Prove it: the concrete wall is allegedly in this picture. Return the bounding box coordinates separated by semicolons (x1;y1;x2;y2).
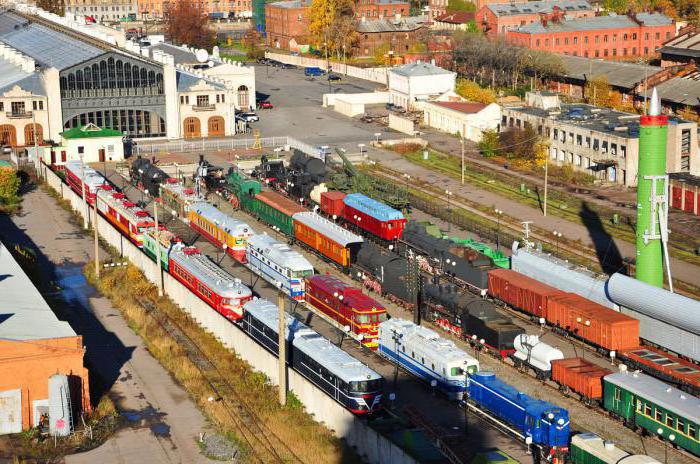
388;113;415;135
323;92;390;107
334;99;365;118
265;52;389;84
40;165;418;464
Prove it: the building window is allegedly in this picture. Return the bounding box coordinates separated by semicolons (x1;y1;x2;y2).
197;95;209;107
575;154;582;166
0;102;3;111
613;48;617;56
623;33;628;41
536;39;540;46
595;35;599;44
595;50;599;57
604;35;608;43
632;33;637;40
11;101;25;115
564;37;569;45
585;136;591;148
584;36;588;44
555;38;560;46
645;32;649;40
576;134;582;146
78;146;85;154
621;145;626;158
573;37;577;44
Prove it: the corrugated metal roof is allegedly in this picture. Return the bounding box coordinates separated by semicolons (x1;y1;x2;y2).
487;0;592;17
0;242;77;341
356;15;427;33
557;54;660;90
515;13;672;34
607;273;700;334
343;193;404;222
655;77;700;106
390;61;453;77
0;11;104;69
605;371;700;420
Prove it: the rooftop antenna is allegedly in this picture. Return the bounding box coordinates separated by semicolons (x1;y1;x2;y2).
521;221;534;250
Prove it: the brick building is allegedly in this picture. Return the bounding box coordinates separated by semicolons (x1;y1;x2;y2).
474;0;526;9
476;0;594;37
506;13;675;59
659;27;700;67
431;11;476;31
138;0;252;20
355;0;410;19
65;0;137;23
0;241;90;434
265;0;310;50
355;16;428;58
427;0;448;19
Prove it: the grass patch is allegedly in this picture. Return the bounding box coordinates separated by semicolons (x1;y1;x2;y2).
84;263;361;464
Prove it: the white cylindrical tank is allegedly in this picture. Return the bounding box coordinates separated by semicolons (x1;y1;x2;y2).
310;183;328;205
48;374;73;437
513;334;563;373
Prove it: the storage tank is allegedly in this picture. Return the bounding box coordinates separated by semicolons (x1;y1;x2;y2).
511;242;616;310
48;374;73;437
513;334;563;377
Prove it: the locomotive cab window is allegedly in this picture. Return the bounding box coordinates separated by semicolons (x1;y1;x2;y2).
450;367;463;377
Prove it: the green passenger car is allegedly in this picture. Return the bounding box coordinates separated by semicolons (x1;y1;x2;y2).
603;371;700;457
570;433;660;464
250;191;306;237
142;228;178;271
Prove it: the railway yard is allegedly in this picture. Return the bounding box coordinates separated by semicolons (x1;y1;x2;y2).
84;155;696;464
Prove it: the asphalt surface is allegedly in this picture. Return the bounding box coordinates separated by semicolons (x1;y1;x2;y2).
0;187;212;464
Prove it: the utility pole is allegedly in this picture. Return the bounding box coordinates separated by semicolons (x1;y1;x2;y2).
93;202;100;279
543;159;549;216
80;154;88;229
460;137;465;185
32;107;40;180
277;290;287;406
154;193;163;297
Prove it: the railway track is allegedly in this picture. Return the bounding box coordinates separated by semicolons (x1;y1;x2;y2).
134;295;303;464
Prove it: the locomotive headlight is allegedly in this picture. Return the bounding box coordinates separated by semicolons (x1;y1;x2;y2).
557;418;565;425
357;272;362;277
547;413;554;420
339;295;344;300
333;215;337;220
334;292;338;297
472;335;477;340
452;262;456;266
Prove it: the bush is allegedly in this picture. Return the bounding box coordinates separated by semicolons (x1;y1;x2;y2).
477;130;499;158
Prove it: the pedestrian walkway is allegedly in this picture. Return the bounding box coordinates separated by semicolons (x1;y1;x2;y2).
367;146;700;288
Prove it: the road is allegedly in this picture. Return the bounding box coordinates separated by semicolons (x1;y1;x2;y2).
0;188;212;464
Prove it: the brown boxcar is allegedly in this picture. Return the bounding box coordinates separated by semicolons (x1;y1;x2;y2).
320;191;346;219
551;358;611;401
487;269;562;318
546;293;639;352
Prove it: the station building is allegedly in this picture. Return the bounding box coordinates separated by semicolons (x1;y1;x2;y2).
0;4;256;150
0;241;90;434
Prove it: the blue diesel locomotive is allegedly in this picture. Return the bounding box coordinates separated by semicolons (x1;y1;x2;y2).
467;371;570;461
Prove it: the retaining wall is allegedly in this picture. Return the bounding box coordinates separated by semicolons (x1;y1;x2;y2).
388;114;416;135
265;52;389;84
40;165;418;464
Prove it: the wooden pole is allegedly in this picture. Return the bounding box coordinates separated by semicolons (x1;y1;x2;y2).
93;204;100;278
460;137;465;185
278;290;286;406
80;157;88;229
543;160;549;217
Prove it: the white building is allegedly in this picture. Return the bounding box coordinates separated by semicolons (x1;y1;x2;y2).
388;62;456;110
0;4;256;150
64;0;137;23
422;97;501;142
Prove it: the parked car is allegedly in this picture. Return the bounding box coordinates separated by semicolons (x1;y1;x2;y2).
281;63;295;69
238;112;259;122
257;101;273;109
304;67;325;77
327;73;342;81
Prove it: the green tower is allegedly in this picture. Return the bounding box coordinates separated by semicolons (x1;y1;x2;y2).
636;88;668;288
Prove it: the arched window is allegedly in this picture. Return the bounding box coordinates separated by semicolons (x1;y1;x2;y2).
76;70;84;90
84;67;92;90
124;63;132;88
107;57;116;88
67;73;76;90
60;76;67;91
100;60;108;88
237;85;249;109
24;123;43;145
133;67;140;87
92;63;100;88
148;70;155;87
116;60;124;88
156;73;163;93
140;68;147;88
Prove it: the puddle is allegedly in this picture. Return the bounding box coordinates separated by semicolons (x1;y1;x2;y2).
54;264;95;312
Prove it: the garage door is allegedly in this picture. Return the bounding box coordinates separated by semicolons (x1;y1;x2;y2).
0;389;21;434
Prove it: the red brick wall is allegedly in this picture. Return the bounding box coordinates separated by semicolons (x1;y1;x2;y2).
265;4;310;48
355;1;409;19
506;23;676;59
0;337;90;431
476;6;594;37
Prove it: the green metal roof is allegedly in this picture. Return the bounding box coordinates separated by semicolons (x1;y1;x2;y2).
61;123;124;140
0;160;13;168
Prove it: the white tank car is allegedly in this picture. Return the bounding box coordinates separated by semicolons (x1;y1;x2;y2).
512;334;564;379
310;183;328;205
378;318;479;400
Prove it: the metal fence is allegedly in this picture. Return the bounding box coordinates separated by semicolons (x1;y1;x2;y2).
134;136;321;157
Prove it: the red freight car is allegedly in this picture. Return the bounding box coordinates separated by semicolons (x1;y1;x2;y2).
320;191;346;219
546;293;639;352
618;346;700;396
487;269;561;318
551;358;611;403
304;274;387;349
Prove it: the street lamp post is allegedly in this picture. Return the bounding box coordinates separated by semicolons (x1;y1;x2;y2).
445;190;453;233
460;137;465;185
494;209;503;251
553;230;562;254
392;329;402;390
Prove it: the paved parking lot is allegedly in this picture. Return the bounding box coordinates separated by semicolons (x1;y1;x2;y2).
252;64;401;150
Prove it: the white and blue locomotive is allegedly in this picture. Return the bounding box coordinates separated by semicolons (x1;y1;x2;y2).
378;318;479;400
246;234;314;300
239;298;384;414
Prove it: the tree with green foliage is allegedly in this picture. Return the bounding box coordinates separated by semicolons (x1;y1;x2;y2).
0;169;20;209
477;130;499;158
308;0;355;56
447;0;476;12
456;79;497;104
